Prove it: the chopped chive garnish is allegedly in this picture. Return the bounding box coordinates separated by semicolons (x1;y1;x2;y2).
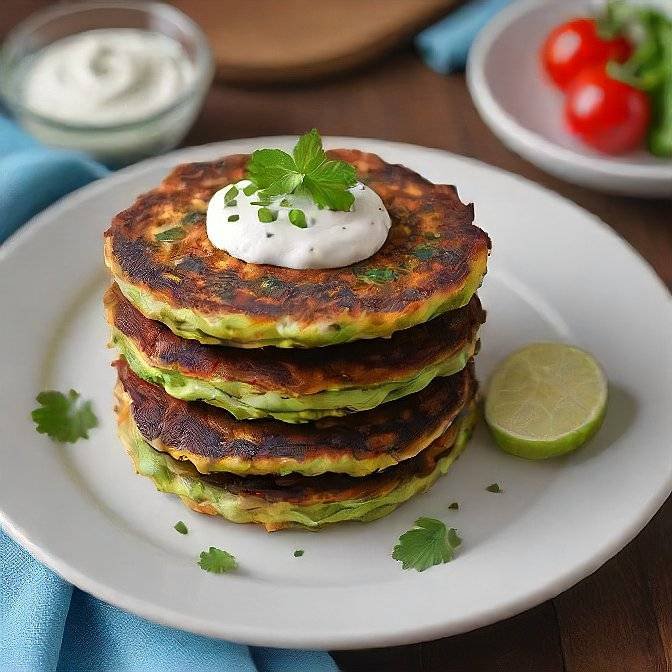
224;185;239;203
279;198;290;207
355;267;398;284
180;211;201;226
228;214;240;222
294;549;304;557
289;209;307;228
448;502;459;510
258;207;277;223
155;227;185;242
243;183;257;196
486;483;503;493
174;521;188;534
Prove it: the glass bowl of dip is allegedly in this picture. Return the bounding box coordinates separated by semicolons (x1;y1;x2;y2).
0;1;214;166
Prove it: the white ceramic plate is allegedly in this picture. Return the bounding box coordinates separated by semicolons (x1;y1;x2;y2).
1;138;670;650
467;0;672;198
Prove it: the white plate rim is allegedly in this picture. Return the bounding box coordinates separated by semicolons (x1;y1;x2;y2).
0;136;670;650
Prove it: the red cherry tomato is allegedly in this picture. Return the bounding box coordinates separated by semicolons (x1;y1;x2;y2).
541;18;632;90
564;66;650;154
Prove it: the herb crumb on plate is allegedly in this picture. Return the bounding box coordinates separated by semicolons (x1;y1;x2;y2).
197;547;237;574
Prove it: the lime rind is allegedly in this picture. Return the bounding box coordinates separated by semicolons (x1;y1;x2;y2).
487;401;607;459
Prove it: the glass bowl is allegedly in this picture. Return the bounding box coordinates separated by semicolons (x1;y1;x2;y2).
0;1;214;166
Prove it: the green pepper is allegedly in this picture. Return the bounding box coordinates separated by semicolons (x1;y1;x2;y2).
603;2;672;157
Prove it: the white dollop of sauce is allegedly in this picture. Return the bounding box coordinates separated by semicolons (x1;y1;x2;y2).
206;180;392;269
22;29;195;126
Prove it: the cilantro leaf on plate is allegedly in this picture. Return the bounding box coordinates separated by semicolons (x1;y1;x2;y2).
392;517;461;572
31;389;98;443
198;547;237;574
246;129;357;211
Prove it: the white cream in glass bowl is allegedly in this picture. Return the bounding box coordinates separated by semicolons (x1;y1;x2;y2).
0;2;214;166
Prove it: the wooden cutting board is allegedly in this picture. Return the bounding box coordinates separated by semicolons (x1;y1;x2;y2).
173;0;459;83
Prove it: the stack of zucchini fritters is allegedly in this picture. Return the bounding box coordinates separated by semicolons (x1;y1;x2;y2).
103;149;490;531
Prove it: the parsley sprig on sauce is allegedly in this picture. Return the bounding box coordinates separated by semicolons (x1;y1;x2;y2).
246;129;357;213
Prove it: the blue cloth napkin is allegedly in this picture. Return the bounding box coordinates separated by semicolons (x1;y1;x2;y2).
0;118;109;245
0;116;337;672
415;0;514;74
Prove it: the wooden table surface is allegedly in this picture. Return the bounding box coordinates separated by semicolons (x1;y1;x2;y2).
4;3;672;671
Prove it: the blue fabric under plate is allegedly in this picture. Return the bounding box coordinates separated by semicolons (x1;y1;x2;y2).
0;116;337;672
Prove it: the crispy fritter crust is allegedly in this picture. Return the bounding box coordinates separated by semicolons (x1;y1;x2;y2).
116;382;477;512
104;150;490;346
194;423;461;505
105;283;484;394
115;357;476;476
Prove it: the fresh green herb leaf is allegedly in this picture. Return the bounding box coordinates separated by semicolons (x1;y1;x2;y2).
448;502;459;510
174;521;188;535
392;517;461;572
293;549;304;557
228;214;240;222
258;207;277;223
198;547;237;574
413;244;437;260
247;149;304;197
246;129;357;211
355;267;398;284
288;209;307;228
155;227;186;242
180;211;202;226
224;185;239;203
300;157;356;210
243;183;257;196
31;390;98;443
486;483;503;493
293;127;325;173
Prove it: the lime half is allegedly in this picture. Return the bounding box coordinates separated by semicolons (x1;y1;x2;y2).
485;343;607;459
